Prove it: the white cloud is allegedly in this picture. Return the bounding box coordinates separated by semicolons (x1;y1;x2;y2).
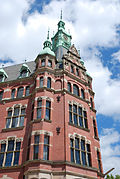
112;50;120;63
100;128;120;175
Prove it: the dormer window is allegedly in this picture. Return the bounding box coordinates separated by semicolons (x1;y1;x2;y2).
0;68;8;82
19;63;30;78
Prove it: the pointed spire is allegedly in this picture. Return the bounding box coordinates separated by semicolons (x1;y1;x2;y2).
60;9;62;20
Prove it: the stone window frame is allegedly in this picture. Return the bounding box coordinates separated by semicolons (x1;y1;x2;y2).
69;102;88;129
33;134;40;160
70;135;92;167
6;104;26;129
0;137;22;167
47;77;51;89
45;99;51;121
37;97;42;120
43;134;50;161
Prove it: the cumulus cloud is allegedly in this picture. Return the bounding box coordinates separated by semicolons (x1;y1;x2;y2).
100;128;120;175
112;50;120;63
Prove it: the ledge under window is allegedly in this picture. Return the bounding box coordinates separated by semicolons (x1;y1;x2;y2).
2;126;24;132
69;122;90;132
31;119;52;123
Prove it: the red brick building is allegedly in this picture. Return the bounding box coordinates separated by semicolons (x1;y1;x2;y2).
0;16;103;179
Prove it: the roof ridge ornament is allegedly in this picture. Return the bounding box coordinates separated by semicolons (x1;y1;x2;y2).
60;9;62;20
47;28;50;40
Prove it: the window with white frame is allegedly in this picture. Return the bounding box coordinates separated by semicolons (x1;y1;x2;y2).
37;99;42;119
70;137;91;167
6;105;26;129
0;139;21;167
43;135;49;160
45;101;51;120
17;87;24;98
33;135;40;159
69;104;88;129
11;89;16;99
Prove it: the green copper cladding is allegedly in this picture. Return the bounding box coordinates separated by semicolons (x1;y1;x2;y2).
51;15;72;52
39;30;55;57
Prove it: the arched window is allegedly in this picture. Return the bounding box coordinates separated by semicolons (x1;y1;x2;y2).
40;77;44;87
41;59;45;67
48;60;52;67
81;89;85;99
11;89;15;99
25;86;30;96
47;77;51;88
67;82;71;92
17;87;24;98
73;84;79;96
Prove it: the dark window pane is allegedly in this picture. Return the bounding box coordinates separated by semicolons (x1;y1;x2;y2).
75;138;79;149
1;144;6;152
69;104;72;111
44;136;49;145
73;105;77;113
34;135;39;144
76;68;79;76
46;101;51;108
78;107;82;115
73;114;77;125
19;116;24;126
11;89;15;99
34;145;39;159
6;118;11;128
84;118;88;128
47;78;51;88
0;91;3;101
71;148;74;162
71;65;74;73
0;153;4;166
67;83;71;92
21;108;25;115
40;77;43;87
13;152;20;165
70;139;73;147
17;87;24;98
87;153;91;166
37;108;41;119
37;100;42;107
43;145;49;160
69;112;72;123
79;116;83;127
16;142;21;150
73;85;79;96
25;86;30;96
90;98;93;109
86;144;90;152
8;110;12;117
83;111;87;118
81;89;85;99
81;151;86;165
8;140;14;151
14;108;20;116
11;117;18;128
5;152;13;166
0;75;3;82
75;150;80;164
81;140;85;151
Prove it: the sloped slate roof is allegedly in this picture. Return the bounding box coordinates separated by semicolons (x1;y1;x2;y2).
3;61;36;82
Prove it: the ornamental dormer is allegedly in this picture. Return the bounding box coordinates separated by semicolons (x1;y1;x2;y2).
0;67;8;82
19;63;31;78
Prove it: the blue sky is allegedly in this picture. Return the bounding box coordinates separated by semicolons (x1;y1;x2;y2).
0;0;120;175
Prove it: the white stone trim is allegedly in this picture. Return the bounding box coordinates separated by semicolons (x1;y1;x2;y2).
31;130;53;136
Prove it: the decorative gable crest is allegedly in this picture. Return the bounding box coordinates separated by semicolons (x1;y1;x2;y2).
69;44;80;58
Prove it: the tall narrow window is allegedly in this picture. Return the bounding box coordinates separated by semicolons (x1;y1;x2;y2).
73;84;79;96
83;111;88;128
41;59;45;67
67;82;71;93
93;119;97;138
45;101;51;120
48;60;52;67
81;139;86;165
81;89;85;99
47;77;51;88
73;105;78;125
43;135;49;160
31;103;34;121
76;68;79;76
69;104;72;123
11;89;15;99
17;87;24;98
90;98;93;109
97;150;102;172
37;100;42;119
13;141;21;165
86;144;91;167
78;107;83;127
40;77;44;87
75;138;80;164
0;91;3;101
70;139;74;162
33;135;39;159
25;86;30;96
71;65;74;73
0;143;6;167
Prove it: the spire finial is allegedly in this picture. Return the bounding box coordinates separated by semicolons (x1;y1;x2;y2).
60;9;62;20
47;28;50;40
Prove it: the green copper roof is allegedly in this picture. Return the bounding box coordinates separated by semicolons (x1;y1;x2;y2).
39;30;55;57
80;59;84;65
0;68;8;78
